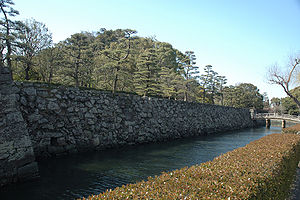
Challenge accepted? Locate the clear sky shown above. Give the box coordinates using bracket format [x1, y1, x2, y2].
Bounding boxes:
[13, 0, 300, 99]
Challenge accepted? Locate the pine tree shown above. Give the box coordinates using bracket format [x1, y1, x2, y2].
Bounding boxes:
[0, 0, 22, 75]
[200, 65, 214, 103]
[159, 67, 178, 99]
[134, 48, 161, 97]
[57, 33, 93, 87]
[182, 51, 199, 101]
[33, 46, 61, 83]
[214, 75, 227, 105]
[100, 29, 136, 93]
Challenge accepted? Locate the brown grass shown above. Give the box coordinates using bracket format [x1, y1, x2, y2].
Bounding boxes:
[81, 133, 300, 200]
[283, 123, 300, 134]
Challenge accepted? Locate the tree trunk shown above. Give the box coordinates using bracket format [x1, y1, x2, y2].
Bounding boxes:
[48, 66, 53, 83]
[221, 93, 224, 106]
[75, 50, 81, 87]
[25, 63, 30, 80]
[74, 64, 79, 87]
[202, 89, 206, 103]
[184, 82, 188, 102]
[1, 6, 13, 80]
[48, 58, 54, 83]
[210, 95, 214, 104]
[112, 66, 120, 94]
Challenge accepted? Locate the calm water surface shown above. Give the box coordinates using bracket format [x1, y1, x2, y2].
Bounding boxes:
[0, 125, 289, 199]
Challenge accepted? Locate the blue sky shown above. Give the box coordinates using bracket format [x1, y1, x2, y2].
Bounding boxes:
[13, 0, 300, 99]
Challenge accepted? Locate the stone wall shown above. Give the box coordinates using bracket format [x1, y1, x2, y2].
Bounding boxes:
[15, 82, 261, 159]
[0, 68, 38, 187]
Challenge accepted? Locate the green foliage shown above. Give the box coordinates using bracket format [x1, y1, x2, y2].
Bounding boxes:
[97, 29, 136, 93]
[0, 0, 23, 70]
[2, 1, 269, 109]
[13, 18, 52, 80]
[222, 83, 264, 109]
[200, 65, 227, 104]
[181, 51, 199, 101]
[134, 48, 161, 96]
[156, 42, 178, 70]
[56, 32, 95, 87]
[159, 67, 178, 99]
[271, 97, 281, 107]
[269, 97, 282, 113]
[33, 46, 61, 83]
[182, 51, 198, 80]
[82, 133, 300, 199]
[282, 86, 300, 115]
[4, 16, 267, 107]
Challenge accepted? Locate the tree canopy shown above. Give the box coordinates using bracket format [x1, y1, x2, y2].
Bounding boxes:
[222, 83, 264, 109]
[2, 0, 266, 109]
[0, 0, 23, 71]
[281, 86, 300, 115]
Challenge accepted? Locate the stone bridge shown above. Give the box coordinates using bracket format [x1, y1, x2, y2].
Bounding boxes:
[254, 113, 300, 128]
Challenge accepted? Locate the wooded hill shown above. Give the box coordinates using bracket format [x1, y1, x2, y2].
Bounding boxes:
[0, 1, 264, 109]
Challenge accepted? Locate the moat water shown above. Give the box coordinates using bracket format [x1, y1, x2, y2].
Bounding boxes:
[0, 123, 294, 200]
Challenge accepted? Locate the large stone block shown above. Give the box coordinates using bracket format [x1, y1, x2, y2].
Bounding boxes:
[0, 80, 38, 187]
[47, 101, 60, 111]
[0, 68, 12, 84]
[23, 87, 37, 96]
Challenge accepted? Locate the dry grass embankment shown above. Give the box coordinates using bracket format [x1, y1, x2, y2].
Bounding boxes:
[82, 133, 300, 200]
[283, 123, 300, 134]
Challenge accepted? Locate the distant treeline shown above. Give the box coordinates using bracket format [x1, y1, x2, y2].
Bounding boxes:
[270, 86, 300, 115]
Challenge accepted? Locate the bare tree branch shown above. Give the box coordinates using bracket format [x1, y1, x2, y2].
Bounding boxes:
[267, 57, 300, 110]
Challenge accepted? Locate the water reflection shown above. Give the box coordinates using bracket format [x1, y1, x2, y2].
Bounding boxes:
[0, 126, 287, 200]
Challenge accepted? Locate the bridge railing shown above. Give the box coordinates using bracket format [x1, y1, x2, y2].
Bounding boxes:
[255, 113, 300, 122]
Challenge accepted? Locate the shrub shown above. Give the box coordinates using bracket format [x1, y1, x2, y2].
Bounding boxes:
[82, 134, 300, 200]
[283, 123, 300, 134]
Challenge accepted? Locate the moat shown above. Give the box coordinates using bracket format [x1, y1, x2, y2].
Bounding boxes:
[0, 124, 290, 200]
